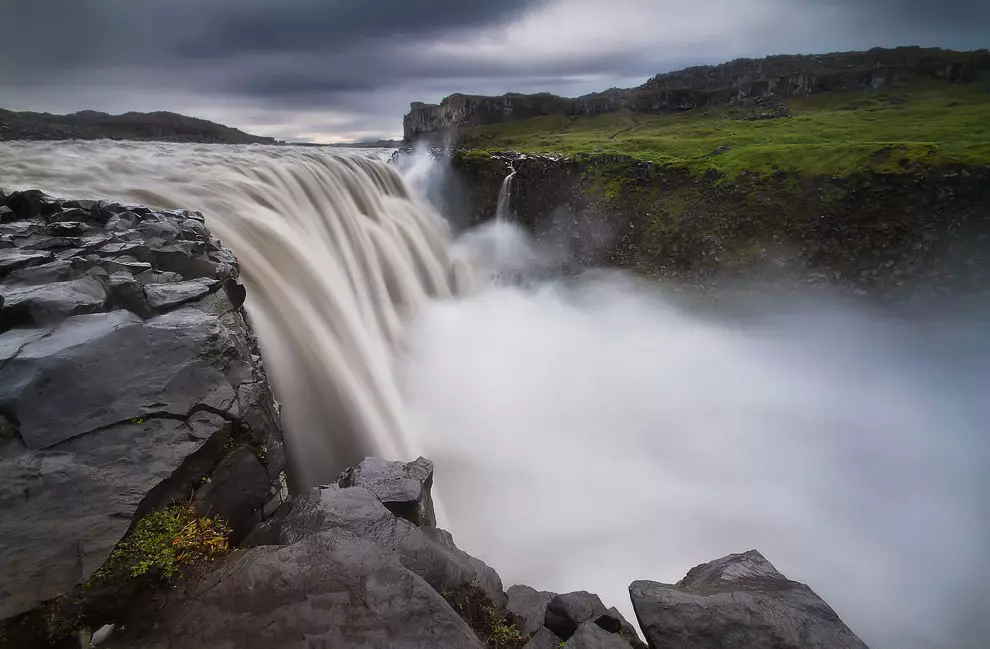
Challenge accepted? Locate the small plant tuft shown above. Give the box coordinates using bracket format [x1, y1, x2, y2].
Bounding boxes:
[91, 503, 230, 583]
[441, 582, 527, 649]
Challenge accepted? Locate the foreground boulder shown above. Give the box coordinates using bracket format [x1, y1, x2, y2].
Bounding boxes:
[629, 550, 869, 649]
[102, 457, 503, 648]
[0, 191, 286, 637]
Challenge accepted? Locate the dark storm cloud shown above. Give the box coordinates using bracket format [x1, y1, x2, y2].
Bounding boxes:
[1, 0, 988, 141]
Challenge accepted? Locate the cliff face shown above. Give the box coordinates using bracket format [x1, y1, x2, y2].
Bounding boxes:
[0, 110, 277, 144]
[404, 47, 990, 142]
[452, 153, 990, 301]
[403, 93, 573, 143]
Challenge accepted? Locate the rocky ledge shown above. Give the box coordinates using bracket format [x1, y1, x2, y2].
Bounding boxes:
[0, 190, 286, 645]
[84, 455, 867, 649]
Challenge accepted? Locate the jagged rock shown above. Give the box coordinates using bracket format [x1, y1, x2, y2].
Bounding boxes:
[629, 550, 869, 649]
[1, 260, 74, 286]
[0, 192, 285, 627]
[105, 528, 484, 649]
[545, 591, 609, 639]
[102, 270, 153, 318]
[4, 190, 57, 220]
[600, 607, 643, 647]
[0, 277, 107, 327]
[193, 446, 270, 544]
[507, 584, 557, 636]
[222, 276, 247, 309]
[0, 309, 239, 449]
[524, 627, 563, 649]
[145, 277, 218, 312]
[398, 526, 507, 608]
[337, 456, 436, 527]
[134, 269, 183, 285]
[564, 622, 633, 649]
[0, 247, 51, 276]
[279, 484, 417, 549]
[0, 205, 14, 222]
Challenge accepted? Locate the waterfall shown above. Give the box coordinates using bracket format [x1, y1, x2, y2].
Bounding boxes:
[495, 168, 516, 222]
[0, 140, 464, 487]
[2, 140, 987, 649]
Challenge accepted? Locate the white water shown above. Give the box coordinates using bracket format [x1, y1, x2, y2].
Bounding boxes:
[495, 168, 516, 222]
[1, 141, 987, 649]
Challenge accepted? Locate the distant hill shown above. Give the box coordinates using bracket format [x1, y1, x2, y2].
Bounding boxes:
[0, 109, 277, 144]
[404, 46, 990, 142]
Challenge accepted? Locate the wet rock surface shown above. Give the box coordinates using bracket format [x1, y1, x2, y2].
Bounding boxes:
[629, 550, 869, 649]
[0, 191, 285, 630]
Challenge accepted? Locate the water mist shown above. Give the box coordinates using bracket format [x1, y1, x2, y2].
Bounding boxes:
[1, 141, 986, 649]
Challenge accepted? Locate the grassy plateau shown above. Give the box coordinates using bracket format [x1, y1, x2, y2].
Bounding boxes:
[459, 80, 990, 177]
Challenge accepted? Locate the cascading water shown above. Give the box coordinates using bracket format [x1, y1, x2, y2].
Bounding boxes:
[0, 140, 466, 487]
[495, 166, 516, 222]
[1, 141, 987, 649]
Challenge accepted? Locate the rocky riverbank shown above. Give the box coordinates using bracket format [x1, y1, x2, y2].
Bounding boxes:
[0, 190, 287, 646]
[451, 152, 990, 302]
[0, 190, 870, 648]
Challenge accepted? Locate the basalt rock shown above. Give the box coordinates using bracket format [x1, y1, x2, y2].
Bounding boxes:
[0, 191, 286, 638]
[629, 550, 869, 649]
[507, 584, 557, 636]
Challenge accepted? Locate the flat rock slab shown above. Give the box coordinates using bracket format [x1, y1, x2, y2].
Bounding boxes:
[0, 248, 51, 275]
[1, 276, 107, 325]
[145, 278, 218, 312]
[337, 456, 436, 527]
[629, 550, 869, 649]
[0, 308, 238, 450]
[103, 528, 484, 649]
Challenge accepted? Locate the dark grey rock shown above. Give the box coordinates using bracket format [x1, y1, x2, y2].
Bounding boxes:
[0, 308, 237, 450]
[4, 190, 57, 220]
[193, 446, 270, 544]
[629, 550, 869, 649]
[47, 221, 86, 236]
[546, 592, 609, 640]
[105, 211, 140, 231]
[108, 528, 484, 649]
[0, 206, 14, 222]
[507, 584, 557, 636]
[0, 248, 51, 276]
[222, 276, 247, 309]
[1, 260, 75, 286]
[0, 300, 283, 622]
[20, 235, 81, 250]
[145, 278, 218, 312]
[101, 255, 153, 275]
[524, 627, 562, 649]
[0, 277, 106, 326]
[134, 269, 183, 285]
[102, 271, 153, 318]
[600, 607, 643, 647]
[564, 622, 633, 649]
[0, 409, 232, 623]
[398, 526, 507, 608]
[280, 484, 417, 548]
[337, 456, 436, 527]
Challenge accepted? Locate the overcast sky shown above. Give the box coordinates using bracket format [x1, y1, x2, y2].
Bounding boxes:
[2, 0, 988, 143]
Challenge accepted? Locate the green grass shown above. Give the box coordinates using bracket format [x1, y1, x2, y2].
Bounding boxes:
[459, 80, 990, 176]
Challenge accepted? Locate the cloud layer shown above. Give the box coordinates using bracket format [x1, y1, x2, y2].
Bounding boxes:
[2, 0, 988, 141]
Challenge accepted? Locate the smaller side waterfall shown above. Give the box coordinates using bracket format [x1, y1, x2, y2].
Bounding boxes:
[495, 167, 516, 222]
